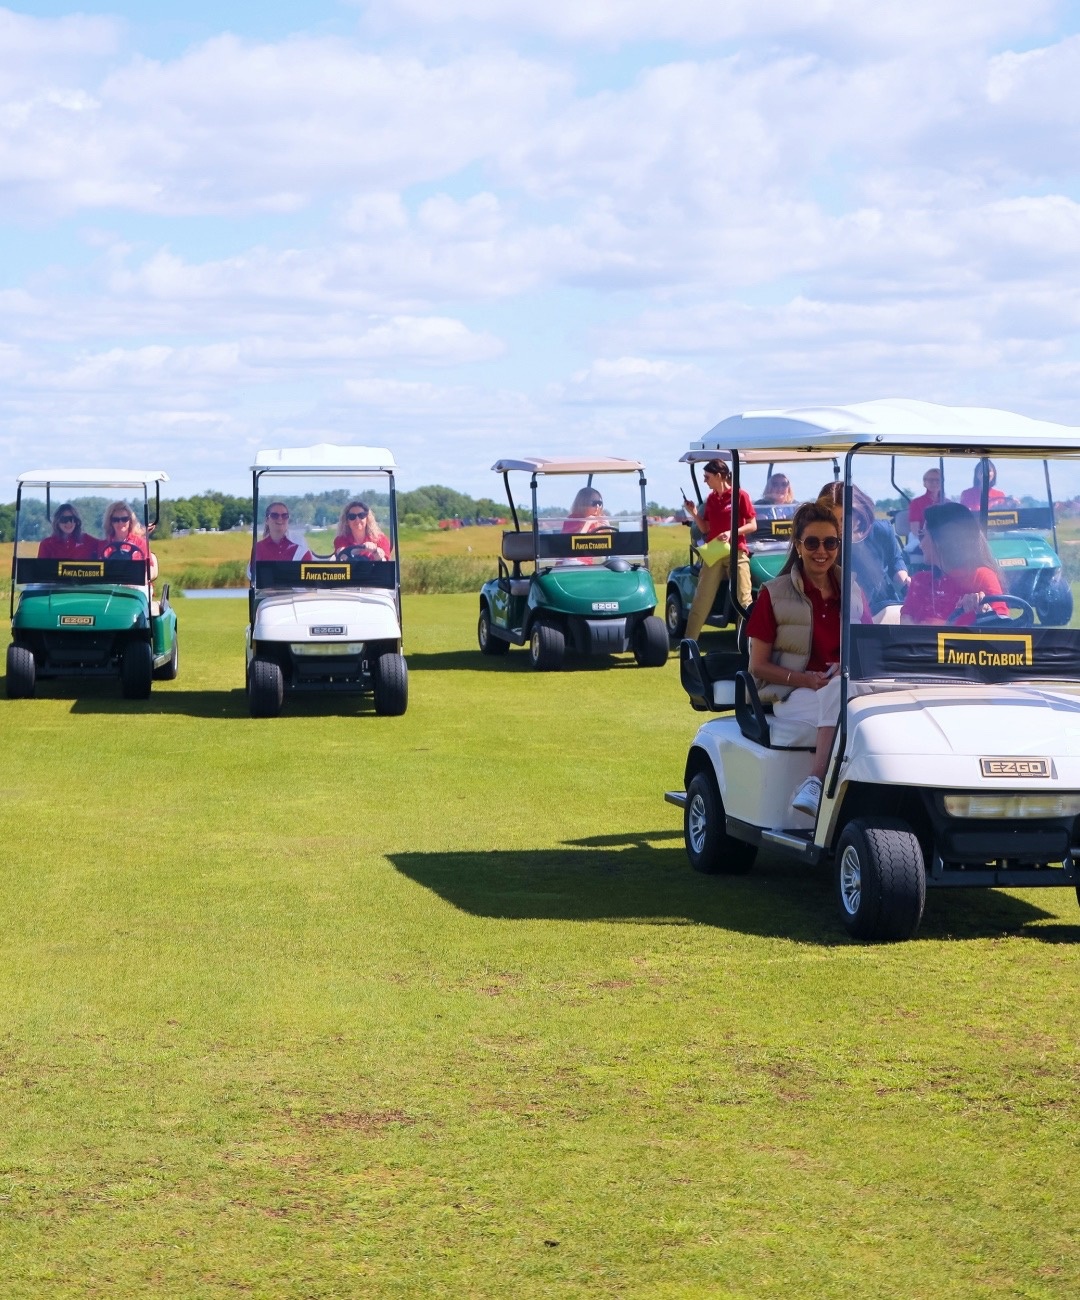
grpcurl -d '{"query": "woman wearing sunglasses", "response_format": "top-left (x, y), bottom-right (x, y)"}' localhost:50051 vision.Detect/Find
top-left (745, 501), bottom-right (871, 817)
top-left (100, 501), bottom-right (158, 580)
top-left (334, 500), bottom-right (391, 561)
top-left (253, 502), bottom-right (313, 563)
top-left (38, 503), bottom-right (99, 560)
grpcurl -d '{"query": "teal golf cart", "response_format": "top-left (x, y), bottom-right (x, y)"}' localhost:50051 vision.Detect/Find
top-left (7, 469), bottom-right (177, 699)
top-left (664, 451), bottom-right (840, 642)
top-left (477, 456), bottom-right (668, 670)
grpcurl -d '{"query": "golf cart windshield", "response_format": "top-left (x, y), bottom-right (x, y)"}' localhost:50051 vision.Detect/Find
top-left (12, 480), bottom-right (153, 587)
top-left (841, 449), bottom-right (1079, 689)
top-left (250, 466), bottom-right (398, 593)
top-left (532, 469), bottom-right (648, 566)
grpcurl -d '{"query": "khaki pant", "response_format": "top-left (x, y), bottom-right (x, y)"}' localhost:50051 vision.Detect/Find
top-left (685, 550), bottom-right (751, 641)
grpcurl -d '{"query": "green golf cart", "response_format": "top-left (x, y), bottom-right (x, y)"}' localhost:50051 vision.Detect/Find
top-left (6, 469), bottom-right (177, 700)
top-left (477, 456), bottom-right (668, 670)
top-left (664, 451), bottom-right (840, 642)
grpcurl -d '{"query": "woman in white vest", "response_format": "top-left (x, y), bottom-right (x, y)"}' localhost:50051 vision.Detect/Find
top-left (744, 501), bottom-right (870, 817)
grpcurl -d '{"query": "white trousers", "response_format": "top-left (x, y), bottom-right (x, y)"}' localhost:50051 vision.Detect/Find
top-left (771, 676), bottom-right (868, 748)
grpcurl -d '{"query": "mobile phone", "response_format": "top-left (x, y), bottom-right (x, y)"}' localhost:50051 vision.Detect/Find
top-left (825, 662), bottom-right (840, 678)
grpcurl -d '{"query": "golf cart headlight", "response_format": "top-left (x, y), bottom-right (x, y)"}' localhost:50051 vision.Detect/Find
top-left (289, 642), bottom-right (364, 656)
top-left (943, 794), bottom-right (1080, 818)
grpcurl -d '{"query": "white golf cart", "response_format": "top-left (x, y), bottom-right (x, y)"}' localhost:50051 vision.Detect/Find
top-left (666, 399), bottom-right (1080, 941)
top-left (246, 444), bottom-right (407, 718)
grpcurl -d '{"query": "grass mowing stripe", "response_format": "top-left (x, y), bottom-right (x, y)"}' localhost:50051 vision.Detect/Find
top-left (0, 594), bottom-right (1077, 1296)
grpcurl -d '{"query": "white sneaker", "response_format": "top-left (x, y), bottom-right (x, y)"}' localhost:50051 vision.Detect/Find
top-left (791, 776), bottom-right (823, 817)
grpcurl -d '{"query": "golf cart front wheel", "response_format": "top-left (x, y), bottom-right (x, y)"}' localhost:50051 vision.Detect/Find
top-left (835, 818), bottom-right (926, 942)
top-left (529, 621), bottom-right (565, 671)
top-left (633, 615), bottom-right (670, 667)
top-left (665, 591), bottom-right (687, 644)
top-left (373, 652), bottom-right (409, 716)
top-left (685, 771), bottom-right (756, 874)
top-left (153, 632), bottom-right (179, 680)
top-left (6, 644), bottom-right (36, 699)
top-left (248, 656), bottom-right (284, 718)
top-left (478, 604), bottom-right (509, 656)
top-left (121, 640), bottom-right (153, 700)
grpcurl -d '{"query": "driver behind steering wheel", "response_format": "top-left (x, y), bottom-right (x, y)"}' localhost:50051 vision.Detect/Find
top-left (334, 500), bottom-right (392, 561)
top-left (900, 501), bottom-right (1005, 626)
top-left (99, 500), bottom-right (159, 582)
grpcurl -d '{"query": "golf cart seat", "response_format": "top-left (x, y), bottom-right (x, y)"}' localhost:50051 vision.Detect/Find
top-left (734, 671), bottom-right (816, 750)
top-left (679, 638), bottom-right (745, 711)
top-left (893, 507), bottom-right (910, 540)
top-left (502, 531), bottom-right (533, 564)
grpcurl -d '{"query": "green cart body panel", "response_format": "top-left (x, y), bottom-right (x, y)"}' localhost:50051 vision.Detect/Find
top-left (482, 564), bottom-right (659, 648)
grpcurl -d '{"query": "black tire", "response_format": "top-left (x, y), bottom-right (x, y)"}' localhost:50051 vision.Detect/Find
top-left (248, 656), bottom-right (284, 718)
top-left (632, 615), bottom-right (670, 667)
top-left (835, 818), bottom-right (926, 942)
top-left (478, 604), bottom-right (509, 656)
top-left (1036, 575), bottom-right (1073, 627)
top-left (684, 771), bottom-right (757, 875)
top-left (665, 590), bottom-right (687, 644)
top-left (153, 632), bottom-right (179, 680)
top-left (373, 652), bottom-right (409, 716)
top-left (120, 640), bottom-right (153, 700)
top-left (529, 620), bottom-right (565, 671)
top-left (6, 644), bottom-right (36, 699)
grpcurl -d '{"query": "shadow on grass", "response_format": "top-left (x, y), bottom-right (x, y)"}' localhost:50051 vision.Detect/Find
top-left (406, 650), bottom-right (668, 673)
top-left (390, 835), bottom-right (1073, 943)
top-left (40, 684), bottom-right (378, 719)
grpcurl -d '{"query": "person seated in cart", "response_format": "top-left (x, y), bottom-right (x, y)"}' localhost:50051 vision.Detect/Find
top-left (959, 460), bottom-right (1007, 512)
top-left (334, 500), bottom-right (392, 560)
top-left (756, 472), bottom-right (794, 506)
top-left (682, 459), bottom-right (756, 639)
top-left (900, 502), bottom-right (1006, 626)
top-left (37, 503), bottom-right (99, 560)
top-left (745, 501), bottom-right (871, 818)
top-left (907, 466), bottom-right (949, 539)
top-left (817, 481), bottom-right (910, 619)
top-left (100, 500), bottom-right (158, 580)
top-left (254, 501), bottom-right (313, 563)
top-left (562, 486), bottom-right (611, 533)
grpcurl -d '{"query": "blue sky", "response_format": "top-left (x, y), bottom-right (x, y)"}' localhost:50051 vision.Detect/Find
top-left (3, 1), bottom-right (1080, 497)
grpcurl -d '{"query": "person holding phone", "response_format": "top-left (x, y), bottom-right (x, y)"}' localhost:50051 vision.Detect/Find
top-left (682, 460), bottom-right (756, 640)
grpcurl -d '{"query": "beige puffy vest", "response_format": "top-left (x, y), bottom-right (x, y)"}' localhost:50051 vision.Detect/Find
top-left (753, 565), bottom-right (863, 704)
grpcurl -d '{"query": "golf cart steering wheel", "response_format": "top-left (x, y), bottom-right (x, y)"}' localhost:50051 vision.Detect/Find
top-left (102, 541), bottom-right (140, 561)
top-left (945, 593), bottom-right (1035, 628)
top-left (335, 544), bottom-right (373, 562)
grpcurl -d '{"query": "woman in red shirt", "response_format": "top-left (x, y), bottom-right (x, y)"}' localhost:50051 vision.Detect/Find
top-left (959, 460), bottom-right (1006, 512)
top-left (100, 501), bottom-right (158, 580)
top-left (901, 502), bottom-right (1004, 626)
top-left (683, 459), bottom-right (756, 640)
top-left (333, 500), bottom-right (392, 560)
top-left (38, 503), bottom-right (99, 560)
top-left (253, 502), bottom-right (313, 563)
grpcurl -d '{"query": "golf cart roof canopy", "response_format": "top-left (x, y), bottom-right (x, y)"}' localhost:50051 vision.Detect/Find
top-left (252, 444), bottom-right (397, 473)
top-left (692, 399), bottom-right (1080, 456)
top-left (680, 449), bottom-right (836, 465)
top-left (491, 456), bottom-right (645, 474)
top-left (17, 469), bottom-right (169, 486)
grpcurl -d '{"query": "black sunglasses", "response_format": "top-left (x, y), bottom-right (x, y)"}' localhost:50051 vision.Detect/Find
top-left (800, 536), bottom-right (840, 553)
top-left (110, 515), bottom-right (132, 524)
top-left (347, 510), bottom-right (368, 521)
top-left (268, 511), bottom-right (289, 520)
top-left (56, 515), bottom-right (76, 524)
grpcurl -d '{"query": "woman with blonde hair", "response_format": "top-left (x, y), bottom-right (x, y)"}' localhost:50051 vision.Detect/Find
top-left (100, 500), bottom-right (158, 579)
top-left (334, 500), bottom-right (391, 560)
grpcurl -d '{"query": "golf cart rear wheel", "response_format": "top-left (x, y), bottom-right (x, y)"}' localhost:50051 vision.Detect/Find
top-left (478, 604), bottom-right (509, 656)
top-left (529, 620), bottom-right (565, 671)
top-left (633, 615), bottom-right (669, 667)
top-left (835, 818), bottom-right (926, 942)
top-left (1036, 575), bottom-right (1073, 626)
top-left (248, 656), bottom-right (284, 718)
top-left (665, 590), bottom-right (687, 644)
top-left (685, 771), bottom-right (756, 874)
top-left (153, 633), bottom-right (179, 680)
top-left (120, 641), bottom-right (153, 700)
top-left (6, 644), bottom-right (36, 699)
top-left (373, 652), bottom-right (409, 716)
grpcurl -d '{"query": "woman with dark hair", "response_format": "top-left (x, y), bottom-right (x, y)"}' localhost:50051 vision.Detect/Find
top-left (959, 460), bottom-right (1006, 512)
top-left (900, 502), bottom-right (1005, 626)
top-left (38, 503), bottom-right (99, 560)
top-left (745, 501), bottom-right (870, 817)
top-left (817, 481), bottom-right (910, 617)
top-left (682, 459), bottom-right (756, 640)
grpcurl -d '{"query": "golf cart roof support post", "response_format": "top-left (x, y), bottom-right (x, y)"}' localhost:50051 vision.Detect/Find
top-left (1044, 459), bottom-right (1060, 553)
top-left (250, 467), bottom-right (261, 604)
top-left (388, 471), bottom-right (402, 628)
top-left (829, 451), bottom-right (858, 802)
top-left (9, 482), bottom-right (22, 620)
top-left (530, 476), bottom-right (540, 566)
top-left (637, 469), bottom-right (650, 562)
top-left (729, 452), bottom-right (747, 623)
top-left (689, 462), bottom-right (702, 505)
top-left (502, 471), bottom-right (520, 533)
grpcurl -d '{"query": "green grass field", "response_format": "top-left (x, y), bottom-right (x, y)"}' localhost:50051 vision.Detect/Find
top-left (0, 595), bottom-right (1077, 1297)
